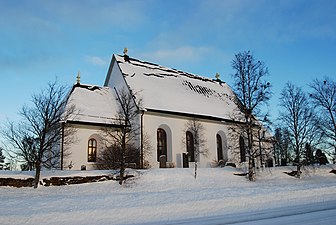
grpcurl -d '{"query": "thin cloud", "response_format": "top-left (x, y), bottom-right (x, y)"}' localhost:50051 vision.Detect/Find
top-left (85, 56), bottom-right (108, 66)
top-left (140, 46), bottom-right (213, 65)
top-left (38, 0), bottom-right (149, 31)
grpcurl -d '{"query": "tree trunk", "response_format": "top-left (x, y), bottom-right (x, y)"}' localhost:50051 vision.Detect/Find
top-left (194, 160), bottom-right (198, 179)
top-left (34, 162), bottom-right (41, 188)
top-left (194, 140), bottom-right (198, 179)
top-left (246, 117), bottom-right (255, 181)
top-left (119, 161), bottom-right (125, 185)
top-left (296, 144), bottom-right (301, 178)
top-left (119, 128), bottom-right (126, 185)
top-left (248, 156), bottom-right (255, 181)
top-left (296, 164), bottom-right (301, 178)
top-left (119, 148), bottom-right (125, 185)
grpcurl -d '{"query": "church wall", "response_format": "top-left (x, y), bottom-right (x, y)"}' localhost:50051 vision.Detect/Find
top-left (142, 111), bottom-right (235, 168)
top-left (63, 124), bottom-right (105, 170)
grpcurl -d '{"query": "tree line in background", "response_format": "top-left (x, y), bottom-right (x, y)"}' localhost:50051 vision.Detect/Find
top-left (274, 77), bottom-right (335, 177)
top-left (0, 51), bottom-right (334, 185)
top-left (231, 50), bottom-right (335, 179)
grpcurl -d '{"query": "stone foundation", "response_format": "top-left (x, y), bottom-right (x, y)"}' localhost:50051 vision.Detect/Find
top-left (0, 174), bottom-right (118, 188)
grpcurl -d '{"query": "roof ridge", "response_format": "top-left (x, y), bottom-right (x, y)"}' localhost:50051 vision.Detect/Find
top-left (115, 54), bottom-right (215, 83)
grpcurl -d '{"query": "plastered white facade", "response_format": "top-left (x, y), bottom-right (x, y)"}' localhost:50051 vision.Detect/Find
top-left (64, 124), bottom-right (105, 170)
top-left (142, 111), bottom-right (231, 168)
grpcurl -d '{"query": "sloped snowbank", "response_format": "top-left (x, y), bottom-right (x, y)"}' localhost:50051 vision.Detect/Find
top-left (1, 166), bottom-right (336, 225)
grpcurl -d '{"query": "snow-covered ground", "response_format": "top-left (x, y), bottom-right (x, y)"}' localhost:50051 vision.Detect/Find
top-left (1, 166), bottom-right (336, 225)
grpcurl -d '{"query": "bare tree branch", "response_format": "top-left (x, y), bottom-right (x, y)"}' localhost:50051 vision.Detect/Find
top-left (100, 88), bottom-right (143, 185)
top-left (309, 77), bottom-right (336, 157)
top-left (231, 51), bottom-right (272, 181)
top-left (1, 79), bottom-right (76, 188)
top-left (183, 119), bottom-right (208, 179)
top-left (279, 82), bottom-right (317, 177)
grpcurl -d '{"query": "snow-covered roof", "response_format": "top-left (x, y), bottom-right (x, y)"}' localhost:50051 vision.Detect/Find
top-left (66, 84), bottom-right (119, 125)
top-left (113, 54), bottom-right (242, 121)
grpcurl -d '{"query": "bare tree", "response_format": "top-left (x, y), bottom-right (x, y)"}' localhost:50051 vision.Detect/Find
top-left (1, 80), bottom-right (76, 188)
top-left (231, 51), bottom-right (272, 181)
top-left (101, 88), bottom-right (142, 185)
top-left (0, 147), bottom-right (6, 170)
top-left (309, 77), bottom-right (336, 159)
top-left (96, 143), bottom-right (137, 169)
top-left (273, 127), bottom-right (282, 166)
top-left (274, 127), bottom-right (292, 166)
top-left (97, 131), bottom-right (152, 171)
top-left (279, 83), bottom-right (316, 177)
top-left (183, 119), bottom-right (208, 179)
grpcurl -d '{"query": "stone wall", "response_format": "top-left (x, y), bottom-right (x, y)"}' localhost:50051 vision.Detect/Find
top-left (0, 178), bottom-right (34, 188)
top-left (42, 175), bottom-right (114, 186)
top-left (0, 175), bottom-right (115, 188)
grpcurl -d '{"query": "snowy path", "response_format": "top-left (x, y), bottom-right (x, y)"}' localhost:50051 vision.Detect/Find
top-left (143, 200), bottom-right (336, 225)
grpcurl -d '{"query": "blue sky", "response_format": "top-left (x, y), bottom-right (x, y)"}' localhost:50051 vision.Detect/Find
top-left (0, 0), bottom-right (335, 126)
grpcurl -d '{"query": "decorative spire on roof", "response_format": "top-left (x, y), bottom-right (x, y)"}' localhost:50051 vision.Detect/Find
top-left (76, 71), bottom-right (81, 84)
top-left (215, 72), bottom-right (224, 85)
top-left (123, 47), bottom-right (130, 63)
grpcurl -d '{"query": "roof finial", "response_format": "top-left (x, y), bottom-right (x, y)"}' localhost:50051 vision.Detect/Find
top-left (76, 71), bottom-right (81, 84)
top-left (123, 47), bottom-right (130, 63)
top-left (215, 72), bottom-right (220, 80)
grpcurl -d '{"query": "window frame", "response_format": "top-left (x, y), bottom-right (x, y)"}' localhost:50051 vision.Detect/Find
top-left (186, 131), bottom-right (195, 162)
top-left (239, 136), bottom-right (246, 163)
top-left (88, 138), bottom-right (97, 162)
top-left (217, 134), bottom-right (223, 161)
top-left (157, 128), bottom-right (167, 162)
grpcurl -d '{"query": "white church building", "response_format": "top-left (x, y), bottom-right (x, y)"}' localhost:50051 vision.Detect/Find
top-left (62, 53), bottom-right (273, 170)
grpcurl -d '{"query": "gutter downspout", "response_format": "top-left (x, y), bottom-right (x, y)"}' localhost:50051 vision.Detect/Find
top-left (60, 121), bottom-right (65, 170)
top-left (140, 110), bottom-right (145, 169)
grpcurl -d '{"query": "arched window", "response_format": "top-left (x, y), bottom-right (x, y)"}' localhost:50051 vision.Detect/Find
top-left (186, 131), bottom-right (195, 162)
top-left (157, 128), bottom-right (167, 162)
top-left (217, 134), bottom-right (223, 161)
top-left (239, 136), bottom-right (246, 162)
top-left (88, 138), bottom-right (97, 162)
